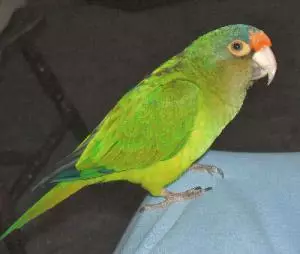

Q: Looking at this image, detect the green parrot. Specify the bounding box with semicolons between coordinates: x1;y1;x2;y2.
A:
0;24;277;240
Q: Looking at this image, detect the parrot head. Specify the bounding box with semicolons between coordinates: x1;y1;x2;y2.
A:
189;24;277;88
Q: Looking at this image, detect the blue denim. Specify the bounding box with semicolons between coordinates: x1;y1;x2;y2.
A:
114;151;300;254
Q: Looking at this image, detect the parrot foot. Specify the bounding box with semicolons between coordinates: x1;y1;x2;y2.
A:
139;186;212;213
189;163;224;178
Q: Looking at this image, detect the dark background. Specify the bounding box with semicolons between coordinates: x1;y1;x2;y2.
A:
0;0;299;253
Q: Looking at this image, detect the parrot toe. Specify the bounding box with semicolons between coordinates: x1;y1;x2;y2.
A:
189;163;224;178
139;187;212;213
193;186;213;191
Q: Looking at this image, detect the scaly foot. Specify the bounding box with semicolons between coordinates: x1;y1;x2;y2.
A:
189;163;224;178
139;186;212;212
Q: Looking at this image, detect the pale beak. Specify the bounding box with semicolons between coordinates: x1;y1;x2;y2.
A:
251;46;277;85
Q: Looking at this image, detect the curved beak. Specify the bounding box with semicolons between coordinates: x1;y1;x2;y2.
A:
251;46;277;86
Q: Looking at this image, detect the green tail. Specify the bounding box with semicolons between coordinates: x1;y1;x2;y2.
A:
0;181;88;240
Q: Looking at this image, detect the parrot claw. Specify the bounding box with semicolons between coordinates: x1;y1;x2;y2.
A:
139;187;212;213
189;163;224;179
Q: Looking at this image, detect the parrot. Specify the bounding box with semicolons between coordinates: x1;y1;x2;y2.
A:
0;24;277;240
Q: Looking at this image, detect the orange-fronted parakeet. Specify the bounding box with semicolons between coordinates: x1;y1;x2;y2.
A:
0;24;277;240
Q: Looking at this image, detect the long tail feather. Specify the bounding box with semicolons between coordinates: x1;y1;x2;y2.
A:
0;181;88;240
31;160;78;191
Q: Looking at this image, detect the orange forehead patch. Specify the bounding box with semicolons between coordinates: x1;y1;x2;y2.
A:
250;31;272;52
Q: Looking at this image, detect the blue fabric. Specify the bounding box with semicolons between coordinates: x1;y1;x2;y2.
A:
114;151;300;254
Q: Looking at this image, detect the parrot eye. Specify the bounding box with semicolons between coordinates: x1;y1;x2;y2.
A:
232;42;242;50
228;40;251;57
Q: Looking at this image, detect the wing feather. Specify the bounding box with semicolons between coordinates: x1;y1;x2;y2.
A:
77;79;200;171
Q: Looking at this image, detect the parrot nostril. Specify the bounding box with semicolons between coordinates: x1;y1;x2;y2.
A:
250;31;272;52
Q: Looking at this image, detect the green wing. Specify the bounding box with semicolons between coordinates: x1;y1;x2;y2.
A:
76;79;200;171
34;78;201;187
